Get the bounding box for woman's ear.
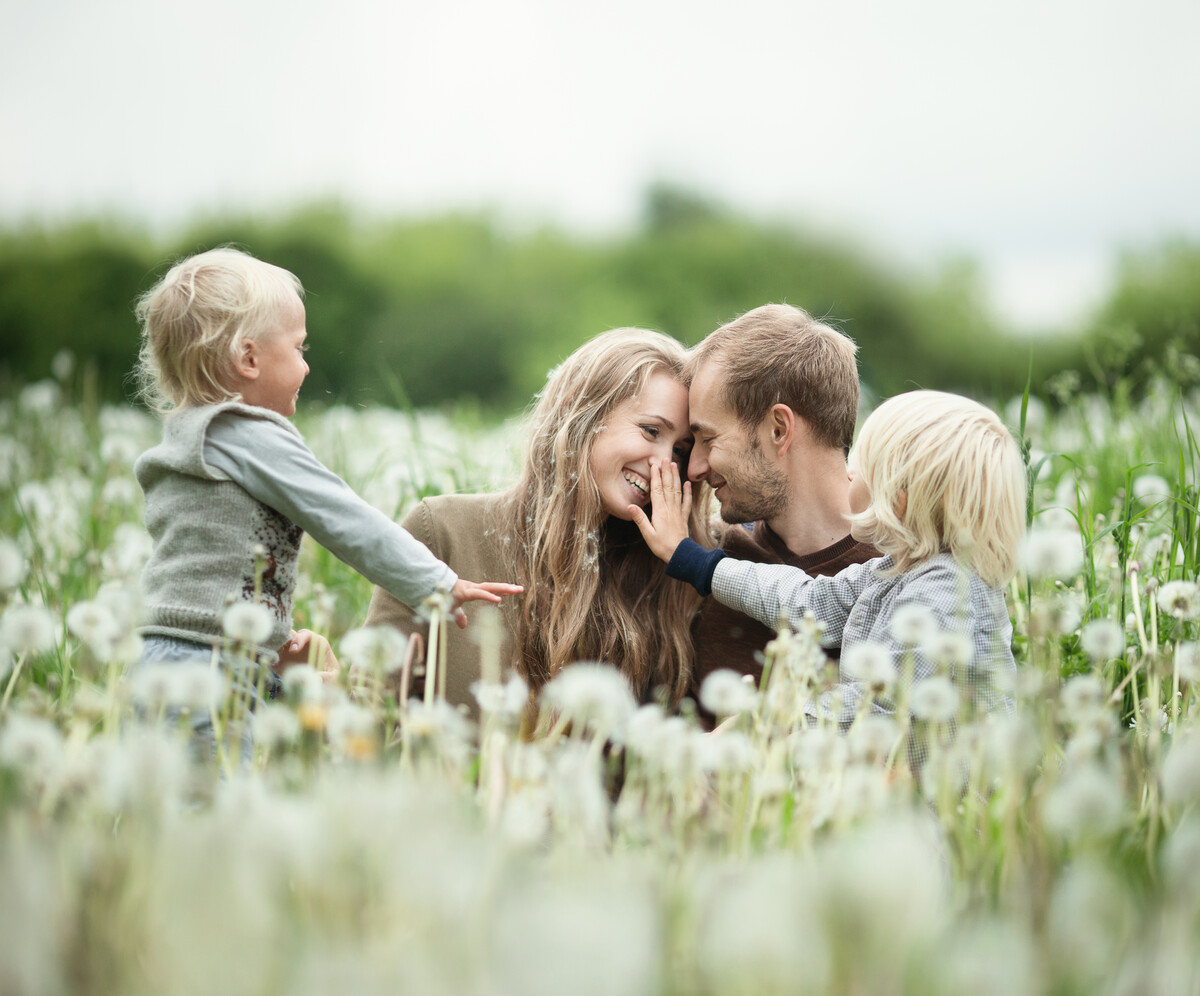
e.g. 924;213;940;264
894;490;908;522
234;338;261;382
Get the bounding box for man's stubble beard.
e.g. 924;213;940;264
716;443;790;525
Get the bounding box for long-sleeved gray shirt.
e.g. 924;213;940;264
204;410;457;609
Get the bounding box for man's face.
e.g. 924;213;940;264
687;361;790;524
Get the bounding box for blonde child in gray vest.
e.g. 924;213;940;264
132;247;521;748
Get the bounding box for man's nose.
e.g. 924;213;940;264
688;447;709;483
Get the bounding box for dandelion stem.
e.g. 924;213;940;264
0;652;25;712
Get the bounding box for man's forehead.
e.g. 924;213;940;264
688;362;735;430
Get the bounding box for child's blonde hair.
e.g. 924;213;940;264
849;390;1026;588
134;247;303;414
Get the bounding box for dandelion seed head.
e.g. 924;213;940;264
540;662;636;734
1175;642;1200;682
340;625;410;674
1157;580;1200;621
0;604;57;655
1162;733;1200;808
471;673;529;717
847;714;900;764
0;713;63;784
1059;673;1108;724
891;604;937;646
1079;619;1124;661
0;537;27;592
1132;474;1170;504
698;669;759;717
1021;529;1084;581
699;731;755;775
911;675;959;722
221;601;273;645
1043;765;1124;842
253;703;302;748
842;641;895;694
66;599;121;660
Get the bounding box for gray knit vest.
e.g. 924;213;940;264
136;402;304;658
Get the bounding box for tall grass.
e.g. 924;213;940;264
2;372;1200;994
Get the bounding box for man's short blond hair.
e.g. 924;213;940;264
849;391;1027;588
684;303;860;452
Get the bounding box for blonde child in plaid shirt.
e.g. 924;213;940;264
633;390;1026;728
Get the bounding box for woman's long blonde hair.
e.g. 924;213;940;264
502;328;711;705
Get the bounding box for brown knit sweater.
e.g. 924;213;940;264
691;520;878;708
364;492;521;718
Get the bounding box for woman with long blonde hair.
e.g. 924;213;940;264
364;328;711;711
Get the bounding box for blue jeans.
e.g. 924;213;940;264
134;635;282;768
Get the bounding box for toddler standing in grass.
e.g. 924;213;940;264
633;390;1027;733
131;247;520;734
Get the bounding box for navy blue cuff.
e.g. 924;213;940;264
666;538;726;596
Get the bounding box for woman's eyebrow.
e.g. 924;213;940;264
640;413;678;431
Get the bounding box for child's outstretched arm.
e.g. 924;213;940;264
628;458;692;561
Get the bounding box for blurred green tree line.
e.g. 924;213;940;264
1;185;1196;412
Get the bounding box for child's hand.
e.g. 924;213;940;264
629;458;691;562
448;579;524;629
275;628;339;673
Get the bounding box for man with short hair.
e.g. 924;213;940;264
685;304;878;719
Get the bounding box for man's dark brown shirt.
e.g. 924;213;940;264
690;520;878;726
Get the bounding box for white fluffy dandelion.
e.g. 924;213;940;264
252;703;302;748
1079;620;1124;661
541;662;637;733
221;601;273;645
170;662;228;712
280;664;323;703
698;669;759;716
0;537;27;592
0;604;57;655
891;604;937;647
1157;580;1200;621
699;730;755;774
1059;673;1108;723
1021;529;1084;581
471;673;529;717
842;641;895;694
928;631;974;670
340;625;410;674
1131;474;1171;504
66;599;121;660
1175;642;1200;682
911;676;960;722
1043;765;1124;841
1162;734;1200;808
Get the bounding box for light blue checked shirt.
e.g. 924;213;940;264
671;541;1016;722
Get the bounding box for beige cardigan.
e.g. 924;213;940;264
364;492;522;717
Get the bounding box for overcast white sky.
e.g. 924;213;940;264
3;0;1198;329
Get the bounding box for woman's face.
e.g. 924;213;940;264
588;371;693;520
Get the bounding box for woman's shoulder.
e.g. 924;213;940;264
404;491;516;556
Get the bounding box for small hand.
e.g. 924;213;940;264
275;628;339;672
629;458;691;562
449;579;524;629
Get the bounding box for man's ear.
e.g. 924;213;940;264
767;404;797;454
234;338;261;382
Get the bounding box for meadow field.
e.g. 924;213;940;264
2;370;1200;995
